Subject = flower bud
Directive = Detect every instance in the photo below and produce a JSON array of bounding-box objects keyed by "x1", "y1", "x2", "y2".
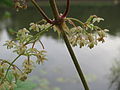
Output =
[
  {"x1": 87, "y1": 34, "x2": 94, "y2": 42},
  {"x1": 19, "y1": 73, "x2": 27, "y2": 81},
  {"x1": 88, "y1": 42, "x2": 94, "y2": 49}
]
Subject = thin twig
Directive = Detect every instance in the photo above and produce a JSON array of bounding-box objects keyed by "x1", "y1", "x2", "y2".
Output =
[
  {"x1": 32, "y1": 41, "x2": 36, "y2": 48},
  {"x1": 66, "y1": 17, "x2": 84, "y2": 26},
  {"x1": 14, "y1": 65, "x2": 23, "y2": 73},
  {"x1": 31, "y1": 0, "x2": 52, "y2": 23},
  {"x1": 38, "y1": 40, "x2": 45, "y2": 49}
]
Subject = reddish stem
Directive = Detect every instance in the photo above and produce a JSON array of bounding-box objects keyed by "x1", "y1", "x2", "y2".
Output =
[{"x1": 61, "y1": 0, "x2": 70, "y2": 18}]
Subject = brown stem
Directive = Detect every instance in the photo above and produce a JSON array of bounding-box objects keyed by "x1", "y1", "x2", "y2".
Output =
[
  {"x1": 32, "y1": 41, "x2": 36, "y2": 48},
  {"x1": 49, "y1": 0, "x2": 60, "y2": 20},
  {"x1": 31, "y1": 0, "x2": 52, "y2": 23},
  {"x1": 61, "y1": 0, "x2": 70, "y2": 18},
  {"x1": 39, "y1": 40, "x2": 45, "y2": 49},
  {"x1": 28, "y1": 56, "x2": 30, "y2": 65}
]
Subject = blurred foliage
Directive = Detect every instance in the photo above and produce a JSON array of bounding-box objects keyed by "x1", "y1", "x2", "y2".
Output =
[
  {"x1": 0, "y1": 0, "x2": 13, "y2": 7},
  {"x1": 14, "y1": 80, "x2": 37, "y2": 90},
  {"x1": 0, "y1": 71, "x2": 37, "y2": 90},
  {"x1": 3, "y1": 11, "x2": 12, "y2": 19}
]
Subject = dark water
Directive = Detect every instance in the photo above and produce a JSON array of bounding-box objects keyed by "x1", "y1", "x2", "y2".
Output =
[{"x1": 0, "y1": 3, "x2": 120, "y2": 90}]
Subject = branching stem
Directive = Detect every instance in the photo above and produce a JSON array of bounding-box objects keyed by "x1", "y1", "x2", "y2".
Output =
[
  {"x1": 48, "y1": 0, "x2": 89, "y2": 90},
  {"x1": 0, "y1": 25, "x2": 52, "y2": 84},
  {"x1": 0, "y1": 54, "x2": 21, "y2": 84}
]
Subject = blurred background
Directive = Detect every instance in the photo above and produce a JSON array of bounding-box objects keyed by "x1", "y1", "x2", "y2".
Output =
[{"x1": 0, "y1": 0, "x2": 120, "y2": 90}]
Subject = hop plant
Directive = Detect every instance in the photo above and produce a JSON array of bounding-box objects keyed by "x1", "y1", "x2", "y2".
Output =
[
  {"x1": 1, "y1": 21, "x2": 49, "y2": 86},
  {"x1": 0, "y1": 0, "x2": 109, "y2": 90},
  {"x1": 66, "y1": 15, "x2": 109, "y2": 49}
]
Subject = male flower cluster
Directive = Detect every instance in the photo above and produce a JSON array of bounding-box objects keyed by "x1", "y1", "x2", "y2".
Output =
[
  {"x1": 2, "y1": 22, "x2": 49, "y2": 87},
  {"x1": 67, "y1": 15, "x2": 109, "y2": 49}
]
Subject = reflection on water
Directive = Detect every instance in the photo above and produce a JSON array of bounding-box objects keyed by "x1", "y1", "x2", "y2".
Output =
[
  {"x1": 0, "y1": 4, "x2": 120, "y2": 90},
  {"x1": 109, "y1": 57, "x2": 120, "y2": 90}
]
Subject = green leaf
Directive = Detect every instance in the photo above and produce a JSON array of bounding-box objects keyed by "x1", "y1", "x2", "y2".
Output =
[
  {"x1": 14, "y1": 80, "x2": 37, "y2": 90},
  {"x1": 0, "y1": 0, "x2": 13, "y2": 7},
  {"x1": 6, "y1": 71, "x2": 14, "y2": 82}
]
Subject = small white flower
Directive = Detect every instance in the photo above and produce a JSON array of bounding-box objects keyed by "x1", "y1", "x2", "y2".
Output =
[
  {"x1": 18, "y1": 28, "x2": 29, "y2": 35},
  {"x1": 93, "y1": 17, "x2": 104, "y2": 23},
  {"x1": 4, "y1": 40, "x2": 16, "y2": 49},
  {"x1": 29, "y1": 23, "x2": 41, "y2": 32}
]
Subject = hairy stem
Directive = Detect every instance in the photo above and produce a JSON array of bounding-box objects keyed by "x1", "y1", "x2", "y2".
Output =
[{"x1": 31, "y1": 0, "x2": 52, "y2": 23}]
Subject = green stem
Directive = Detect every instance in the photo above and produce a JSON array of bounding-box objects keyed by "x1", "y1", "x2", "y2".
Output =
[
  {"x1": 60, "y1": 27, "x2": 89, "y2": 90},
  {"x1": 0, "y1": 54, "x2": 21, "y2": 84},
  {"x1": 67, "y1": 17, "x2": 84, "y2": 26}
]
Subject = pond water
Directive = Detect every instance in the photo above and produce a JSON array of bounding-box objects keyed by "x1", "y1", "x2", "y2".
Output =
[{"x1": 0, "y1": 3, "x2": 120, "y2": 90}]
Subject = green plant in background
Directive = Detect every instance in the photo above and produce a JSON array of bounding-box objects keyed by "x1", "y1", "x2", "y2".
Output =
[
  {"x1": 0, "y1": 0, "x2": 13, "y2": 7},
  {"x1": 0, "y1": 0, "x2": 109, "y2": 90},
  {"x1": 0, "y1": 71, "x2": 37, "y2": 90}
]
